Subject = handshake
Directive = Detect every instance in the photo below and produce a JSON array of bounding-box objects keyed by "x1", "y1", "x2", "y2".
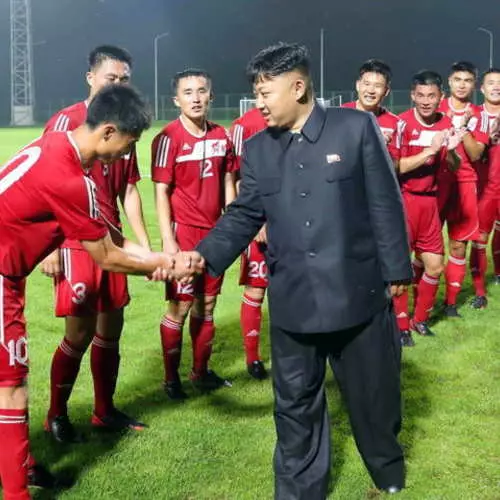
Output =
[{"x1": 151, "y1": 251, "x2": 206, "y2": 282}]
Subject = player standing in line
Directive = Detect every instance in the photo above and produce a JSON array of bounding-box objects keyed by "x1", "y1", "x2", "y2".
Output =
[
  {"x1": 392, "y1": 71, "x2": 462, "y2": 346},
  {"x1": 436, "y1": 62, "x2": 489, "y2": 316},
  {"x1": 230, "y1": 108, "x2": 269, "y2": 380},
  {"x1": 40, "y1": 46, "x2": 152, "y2": 443},
  {"x1": 0, "y1": 85, "x2": 177, "y2": 500},
  {"x1": 342, "y1": 59, "x2": 401, "y2": 161},
  {"x1": 470, "y1": 69, "x2": 500, "y2": 307},
  {"x1": 152, "y1": 69, "x2": 237, "y2": 400}
]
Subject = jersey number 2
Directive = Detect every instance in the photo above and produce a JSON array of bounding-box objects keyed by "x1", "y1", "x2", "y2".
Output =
[{"x1": 200, "y1": 159, "x2": 214, "y2": 179}]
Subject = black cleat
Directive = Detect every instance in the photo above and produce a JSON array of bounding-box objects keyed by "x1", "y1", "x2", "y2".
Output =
[
  {"x1": 91, "y1": 408, "x2": 147, "y2": 431},
  {"x1": 400, "y1": 330, "x2": 415, "y2": 347},
  {"x1": 164, "y1": 380, "x2": 189, "y2": 401},
  {"x1": 44, "y1": 415, "x2": 84, "y2": 444},
  {"x1": 247, "y1": 360, "x2": 269, "y2": 380},
  {"x1": 28, "y1": 463, "x2": 57, "y2": 489},
  {"x1": 443, "y1": 304, "x2": 461, "y2": 318},
  {"x1": 410, "y1": 320, "x2": 436, "y2": 337},
  {"x1": 190, "y1": 369, "x2": 232, "y2": 392},
  {"x1": 470, "y1": 295, "x2": 488, "y2": 309},
  {"x1": 493, "y1": 275, "x2": 500, "y2": 285}
]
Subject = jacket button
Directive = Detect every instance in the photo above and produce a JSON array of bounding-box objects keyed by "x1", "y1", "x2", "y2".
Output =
[
  {"x1": 300, "y1": 191, "x2": 308, "y2": 198},
  {"x1": 308, "y1": 251, "x2": 316, "y2": 258},
  {"x1": 298, "y1": 163, "x2": 304, "y2": 169},
  {"x1": 305, "y1": 220, "x2": 312, "y2": 227}
]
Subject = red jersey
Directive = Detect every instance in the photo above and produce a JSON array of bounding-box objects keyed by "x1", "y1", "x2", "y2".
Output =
[
  {"x1": 479, "y1": 105, "x2": 500, "y2": 197},
  {"x1": 151, "y1": 118, "x2": 236, "y2": 229},
  {"x1": 438, "y1": 98, "x2": 490, "y2": 182},
  {"x1": 230, "y1": 108, "x2": 267, "y2": 169},
  {"x1": 0, "y1": 132, "x2": 107, "y2": 277},
  {"x1": 398, "y1": 108, "x2": 453, "y2": 194},
  {"x1": 342, "y1": 101, "x2": 401, "y2": 160},
  {"x1": 45, "y1": 101, "x2": 141, "y2": 245}
]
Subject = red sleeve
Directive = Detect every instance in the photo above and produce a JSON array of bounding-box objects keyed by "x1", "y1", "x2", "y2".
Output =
[
  {"x1": 124, "y1": 147, "x2": 141, "y2": 185},
  {"x1": 45, "y1": 175, "x2": 108, "y2": 241},
  {"x1": 44, "y1": 112, "x2": 73, "y2": 134},
  {"x1": 397, "y1": 120, "x2": 409, "y2": 158},
  {"x1": 151, "y1": 132, "x2": 177, "y2": 184},
  {"x1": 224, "y1": 133, "x2": 238, "y2": 173},
  {"x1": 468, "y1": 112, "x2": 490, "y2": 145},
  {"x1": 387, "y1": 120, "x2": 404, "y2": 161}
]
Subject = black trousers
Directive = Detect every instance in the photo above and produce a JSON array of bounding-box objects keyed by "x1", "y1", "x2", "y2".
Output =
[{"x1": 271, "y1": 304, "x2": 404, "y2": 500}]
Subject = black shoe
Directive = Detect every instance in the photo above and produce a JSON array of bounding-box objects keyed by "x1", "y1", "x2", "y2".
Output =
[
  {"x1": 91, "y1": 408, "x2": 148, "y2": 431},
  {"x1": 385, "y1": 485, "x2": 402, "y2": 494},
  {"x1": 471, "y1": 295, "x2": 488, "y2": 309},
  {"x1": 190, "y1": 369, "x2": 232, "y2": 392},
  {"x1": 410, "y1": 320, "x2": 436, "y2": 337},
  {"x1": 443, "y1": 303, "x2": 461, "y2": 318},
  {"x1": 400, "y1": 330, "x2": 415, "y2": 347},
  {"x1": 28, "y1": 464, "x2": 57, "y2": 489},
  {"x1": 44, "y1": 415, "x2": 84, "y2": 444},
  {"x1": 164, "y1": 380, "x2": 189, "y2": 401},
  {"x1": 247, "y1": 360, "x2": 268, "y2": 380},
  {"x1": 493, "y1": 275, "x2": 500, "y2": 285}
]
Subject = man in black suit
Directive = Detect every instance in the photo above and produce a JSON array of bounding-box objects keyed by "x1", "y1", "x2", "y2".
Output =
[{"x1": 180, "y1": 43, "x2": 412, "y2": 499}]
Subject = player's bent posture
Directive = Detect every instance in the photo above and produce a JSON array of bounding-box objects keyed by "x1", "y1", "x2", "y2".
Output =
[
  {"x1": 0, "y1": 85, "x2": 176, "y2": 500},
  {"x1": 39, "y1": 46, "x2": 152, "y2": 444},
  {"x1": 343, "y1": 59, "x2": 401, "y2": 162},
  {"x1": 230, "y1": 108, "x2": 269, "y2": 380},
  {"x1": 470, "y1": 69, "x2": 500, "y2": 307},
  {"x1": 393, "y1": 71, "x2": 462, "y2": 346},
  {"x1": 436, "y1": 62, "x2": 489, "y2": 316},
  {"x1": 152, "y1": 69, "x2": 237, "y2": 400}
]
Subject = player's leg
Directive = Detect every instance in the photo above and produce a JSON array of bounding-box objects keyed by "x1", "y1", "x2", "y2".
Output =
[
  {"x1": 491, "y1": 220, "x2": 500, "y2": 283},
  {"x1": 443, "y1": 239, "x2": 467, "y2": 316}
]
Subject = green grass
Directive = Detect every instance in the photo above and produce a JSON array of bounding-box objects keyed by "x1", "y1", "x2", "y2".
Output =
[{"x1": 1, "y1": 126, "x2": 499, "y2": 499}]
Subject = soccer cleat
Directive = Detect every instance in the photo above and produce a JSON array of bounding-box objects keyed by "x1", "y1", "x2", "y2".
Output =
[
  {"x1": 91, "y1": 408, "x2": 147, "y2": 432},
  {"x1": 443, "y1": 303, "x2": 461, "y2": 318},
  {"x1": 190, "y1": 369, "x2": 232, "y2": 392},
  {"x1": 493, "y1": 275, "x2": 500, "y2": 285},
  {"x1": 247, "y1": 360, "x2": 269, "y2": 380},
  {"x1": 28, "y1": 463, "x2": 58, "y2": 489},
  {"x1": 44, "y1": 415, "x2": 84, "y2": 444},
  {"x1": 470, "y1": 295, "x2": 488, "y2": 309},
  {"x1": 410, "y1": 320, "x2": 436, "y2": 337},
  {"x1": 164, "y1": 380, "x2": 189, "y2": 401},
  {"x1": 400, "y1": 330, "x2": 415, "y2": 347}
]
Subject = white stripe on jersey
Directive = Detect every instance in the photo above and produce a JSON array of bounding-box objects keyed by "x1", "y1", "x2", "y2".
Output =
[
  {"x1": 232, "y1": 124, "x2": 244, "y2": 157},
  {"x1": 396, "y1": 120, "x2": 406, "y2": 150},
  {"x1": 83, "y1": 176, "x2": 99, "y2": 219},
  {"x1": 54, "y1": 114, "x2": 70, "y2": 132},
  {"x1": 480, "y1": 111, "x2": 489, "y2": 134},
  {"x1": 156, "y1": 136, "x2": 170, "y2": 168},
  {"x1": 0, "y1": 275, "x2": 4, "y2": 346}
]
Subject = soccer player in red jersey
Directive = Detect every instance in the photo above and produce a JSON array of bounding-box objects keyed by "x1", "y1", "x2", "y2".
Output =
[
  {"x1": 0, "y1": 85, "x2": 177, "y2": 500},
  {"x1": 393, "y1": 71, "x2": 462, "y2": 345},
  {"x1": 437, "y1": 62, "x2": 489, "y2": 316},
  {"x1": 152, "y1": 69, "x2": 237, "y2": 399},
  {"x1": 343, "y1": 59, "x2": 401, "y2": 161},
  {"x1": 469, "y1": 69, "x2": 500, "y2": 308},
  {"x1": 39, "y1": 46, "x2": 152, "y2": 444},
  {"x1": 230, "y1": 107, "x2": 269, "y2": 380}
]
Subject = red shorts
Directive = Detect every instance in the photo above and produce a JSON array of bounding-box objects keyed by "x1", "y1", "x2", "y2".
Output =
[
  {"x1": 239, "y1": 240, "x2": 269, "y2": 288},
  {"x1": 0, "y1": 275, "x2": 28, "y2": 386},
  {"x1": 439, "y1": 181, "x2": 479, "y2": 241},
  {"x1": 403, "y1": 192, "x2": 444, "y2": 255},
  {"x1": 55, "y1": 248, "x2": 129, "y2": 317},
  {"x1": 166, "y1": 223, "x2": 224, "y2": 301},
  {"x1": 478, "y1": 195, "x2": 500, "y2": 235}
]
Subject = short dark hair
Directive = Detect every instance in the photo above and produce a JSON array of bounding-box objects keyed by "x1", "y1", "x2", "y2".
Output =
[
  {"x1": 88, "y1": 45, "x2": 133, "y2": 71},
  {"x1": 358, "y1": 59, "x2": 392, "y2": 84},
  {"x1": 171, "y1": 69, "x2": 212, "y2": 94},
  {"x1": 411, "y1": 70, "x2": 443, "y2": 90},
  {"x1": 450, "y1": 61, "x2": 478, "y2": 78},
  {"x1": 86, "y1": 85, "x2": 151, "y2": 137},
  {"x1": 482, "y1": 68, "x2": 500, "y2": 82},
  {"x1": 246, "y1": 42, "x2": 311, "y2": 84}
]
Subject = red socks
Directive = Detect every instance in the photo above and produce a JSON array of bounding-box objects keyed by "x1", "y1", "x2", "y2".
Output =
[
  {"x1": 0, "y1": 408, "x2": 30, "y2": 500},
  {"x1": 414, "y1": 273, "x2": 440, "y2": 323},
  {"x1": 445, "y1": 255, "x2": 467, "y2": 306},
  {"x1": 189, "y1": 314, "x2": 215, "y2": 377},
  {"x1": 492, "y1": 222, "x2": 500, "y2": 276},
  {"x1": 48, "y1": 337, "x2": 84, "y2": 419},
  {"x1": 470, "y1": 242, "x2": 488, "y2": 297},
  {"x1": 240, "y1": 293, "x2": 263, "y2": 364},
  {"x1": 160, "y1": 316, "x2": 183, "y2": 384},
  {"x1": 392, "y1": 292, "x2": 410, "y2": 332},
  {"x1": 91, "y1": 334, "x2": 120, "y2": 418}
]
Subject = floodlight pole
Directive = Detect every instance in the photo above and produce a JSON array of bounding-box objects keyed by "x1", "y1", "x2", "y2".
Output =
[
  {"x1": 478, "y1": 27, "x2": 494, "y2": 69},
  {"x1": 320, "y1": 28, "x2": 325, "y2": 100},
  {"x1": 154, "y1": 31, "x2": 169, "y2": 120}
]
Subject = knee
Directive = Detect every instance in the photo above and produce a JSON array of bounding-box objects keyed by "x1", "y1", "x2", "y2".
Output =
[
  {"x1": 449, "y1": 241, "x2": 466, "y2": 259},
  {"x1": 425, "y1": 262, "x2": 444, "y2": 277},
  {"x1": 0, "y1": 384, "x2": 28, "y2": 410},
  {"x1": 244, "y1": 286, "x2": 265, "y2": 302},
  {"x1": 167, "y1": 301, "x2": 191, "y2": 324},
  {"x1": 192, "y1": 296, "x2": 217, "y2": 317}
]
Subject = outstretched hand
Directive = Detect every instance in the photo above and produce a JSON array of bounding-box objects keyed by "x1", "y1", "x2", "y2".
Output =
[{"x1": 147, "y1": 251, "x2": 206, "y2": 283}]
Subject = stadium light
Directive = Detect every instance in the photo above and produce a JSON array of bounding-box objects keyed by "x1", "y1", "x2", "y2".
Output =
[
  {"x1": 478, "y1": 27, "x2": 494, "y2": 69},
  {"x1": 154, "y1": 31, "x2": 169, "y2": 120}
]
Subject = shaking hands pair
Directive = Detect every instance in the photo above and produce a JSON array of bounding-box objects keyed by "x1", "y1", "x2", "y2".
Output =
[{"x1": 150, "y1": 251, "x2": 205, "y2": 282}]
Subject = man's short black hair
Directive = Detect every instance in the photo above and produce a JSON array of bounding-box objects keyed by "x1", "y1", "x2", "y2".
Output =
[
  {"x1": 358, "y1": 59, "x2": 392, "y2": 85},
  {"x1": 450, "y1": 61, "x2": 478, "y2": 78},
  {"x1": 86, "y1": 85, "x2": 151, "y2": 137},
  {"x1": 411, "y1": 70, "x2": 443, "y2": 90},
  {"x1": 88, "y1": 45, "x2": 133, "y2": 71},
  {"x1": 171, "y1": 69, "x2": 212, "y2": 94},
  {"x1": 246, "y1": 42, "x2": 311, "y2": 84},
  {"x1": 482, "y1": 68, "x2": 500, "y2": 82}
]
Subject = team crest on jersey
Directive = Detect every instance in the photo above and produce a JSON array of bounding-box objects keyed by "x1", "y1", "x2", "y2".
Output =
[
  {"x1": 182, "y1": 143, "x2": 191, "y2": 151},
  {"x1": 211, "y1": 140, "x2": 226, "y2": 156},
  {"x1": 412, "y1": 129, "x2": 419, "y2": 136}
]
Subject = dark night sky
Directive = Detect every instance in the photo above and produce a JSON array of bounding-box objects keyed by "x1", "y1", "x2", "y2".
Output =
[{"x1": 0, "y1": 0, "x2": 499, "y2": 123}]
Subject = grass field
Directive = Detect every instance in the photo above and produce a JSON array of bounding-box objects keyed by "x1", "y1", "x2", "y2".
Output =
[{"x1": 0, "y1": 125, "x2": 499, "y2": 499}]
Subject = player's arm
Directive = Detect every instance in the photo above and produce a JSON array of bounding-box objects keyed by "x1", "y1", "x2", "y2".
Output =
[
  {"x1": 39, "y1": 249, "x2": 61, "y2": 277},
  {"x1": 224, "y1": 172, "x2": 237, "y2": 208},
  {"x1": 398, "y1": 130, "x2": 446, "y2": 174},
  {"x1": 154, "y1": 182, "x2": 178, "y2": 255},
  {"x1": 121, "y1": 183, "x2": 151, "y2": 250},
  {"x1": 445, "y1": 129, "x2": 463, "y2": 172},
  {"x1": 461, "y1": 114, "x2": 488, "y2": 162}
]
